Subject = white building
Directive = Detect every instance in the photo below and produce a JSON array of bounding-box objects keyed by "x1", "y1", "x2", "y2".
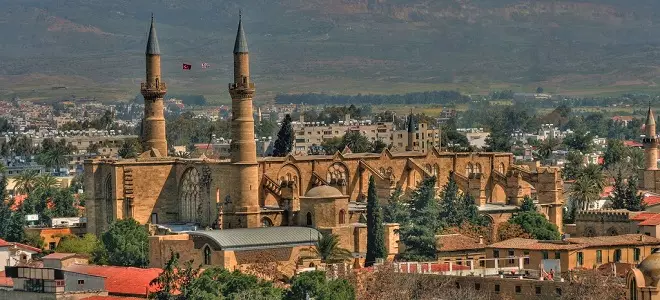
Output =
[{"x1": 0, "y1": 239, "x2": 41, "y2": 269}]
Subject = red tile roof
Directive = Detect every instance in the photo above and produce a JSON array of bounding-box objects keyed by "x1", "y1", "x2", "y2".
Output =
[
  {"x1": 396, "y1": 262, "x2": 471, "y2": 273},
  {"x1": 489, "y1": 235, "x2": 660, "y2": 251},
  {"x1": 0, "y1": 238, "x2": 41, "y2": 253},
  {"x1": 630, "y1": 212, "x2": 660, "y2": 221},
  {"x1": 645, "y1": 195, "x2": 660, "y2": 207},
  {"x1": 639, "y1": 215, "x2": 660, "y2": 226},
  {"x1": 65, "y1": 264, "x2": 162, "y2": 297},
  {"x1": 0, "y1": 271, "x2": 13, "y2": 287},
  {"x1": 436, "y1": 234, "x2": 486, "y2": 252},
  {"x1": 82, "y1": 297, "x2": 145, "y2": 300},
  {"x1": 600, "y1": 186, "x2": 614, "y2": 198},
  {"x1": 624, "y1": 140, "x2": 644, "y2": 147}
]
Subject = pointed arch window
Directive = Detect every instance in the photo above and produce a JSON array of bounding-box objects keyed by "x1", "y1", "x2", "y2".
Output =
[
  {"x1": 203, "y1": 245, "x2": 211, "y2": 265},
  {"x1": 339, "y1": 209, "x2": 346, "y2": 225},
  {"x1": 306, "y1": 212, "x2": 313, "y2": 226}
]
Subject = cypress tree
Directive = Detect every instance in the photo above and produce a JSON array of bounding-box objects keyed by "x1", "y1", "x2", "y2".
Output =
[
  {"x1": 365, "y1": 176, "x2": 386, "y2": 267},
  {"x1": 383, "y1": 187, "x2": 409, "y2": 224},
  {"x1": 626, "y1": 176, "x2": 645, "y2": 212},
  {"x1": 399, "y1": 176, "x2": 439, "y2": 261},
  {"x1": 273, "y1": 114, "x2": 294, "y2": 157},
  {"x1": 609, "y1": 170, "x2": 627, "y2": 209}
]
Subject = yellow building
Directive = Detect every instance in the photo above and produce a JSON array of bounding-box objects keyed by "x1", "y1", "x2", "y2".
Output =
[
  {"x1": 436, "y1": 233, "x2": 487, "y2": 267},
  {"x1": 487, "y1": 235, "x2": 660, "y2": 272}
]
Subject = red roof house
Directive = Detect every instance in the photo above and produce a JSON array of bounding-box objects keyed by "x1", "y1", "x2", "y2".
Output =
[{"x1": 64, "y1": 264, "x2": 162, "y2": 298}]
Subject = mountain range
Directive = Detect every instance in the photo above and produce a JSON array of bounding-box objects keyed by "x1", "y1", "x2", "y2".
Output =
[{"x1": 3, "y1": 0, "x2": 660, "y2": 102}]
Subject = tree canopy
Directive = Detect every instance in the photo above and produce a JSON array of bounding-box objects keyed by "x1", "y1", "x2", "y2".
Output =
[
  {"x1": 273, "y1": 114, "x2": 294, "y2": 157},
  {"x1": 365, "y1": 176, "x2": 386, "y2": 267},
  {"x1": 94, "y1": 218, "x2": 149, "y2": 267}
]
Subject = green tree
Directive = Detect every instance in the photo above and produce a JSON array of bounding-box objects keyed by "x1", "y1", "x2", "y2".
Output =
[
  {"x1": 286, "y1": 271, "x2": 354, "y2": 300},
  {"x1": 625, "y1": 176, "x2": 645, "y2": 212},
  {"x1": 35, "y1": 174, "x2": 59, "y2": 191},
  {"x1": 608, "y1": 170, "x2": 627, "y2": 210},
  {"x1": 22, "y1": 231, "x2": 44, "y2": 250},
  {"x1": 341, "y1": 131, "x2": 372, "y2": 153},
  {"x1": 537, "y1": 137, "x2": 560, "y2": 161},
  {"x1": 372, "y1": 140, "x2": 388, "y2": 153},
  {"x1": 312, "y1": 232, "x2": 352, "y2": 264},
  {"x1": 519, "y1": 196, "x2": 536, "y2": 212},
  {"x1": 399, "y1": 176, "x2": 439, "y2": 261},
  {"x1": 603, "y1": 139, "x2": 626, "y2": 169},
  {"x1": 14, "y1": 169, "x2": 39, "y2": 195},
  {"x1": 320, "y1": 137, "x2": 343, "y2": 154},
  {"x1": 382, "y1": 188, "x2": 409, "y2": 225},
  {"x1": 203, "y1": 268, "x2": 282, "y2": 300},
  {"x1": 365, "y1": 176, "x2": 386, "y2": 267},
  {"x1": 570, "y1": 173, "x2": 602, "y2": 211},
  {"x1": 273, "y1": 114, "x2": 294, "y2": 157},
  {"x1": 55, "y1": 234, "x2": 100, "y2": 256},
  {"x1": 563, "y1": 130, "x2": 593, "y2": 152},
  {"x1": 438, "y1": 173, "x2": 486, "y2": 227},
  {"x1": 508, "y1": 211, "x2": 560, "y2": 240},
  {"x1": 49, "y1": 189, "x2": 79, "y2": 218},
  {"x1": 563, "y1": 151, "x2": 585, "y2": 180},
  {"x1": 118, "y1": 139, "x2": 142, "y2": 159},
  {"x1": 94, "y1": 218, "x2": 149, "y2": 267}
]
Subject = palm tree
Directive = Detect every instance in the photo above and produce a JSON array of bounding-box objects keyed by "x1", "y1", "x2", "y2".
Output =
[
  {"x1": 14, "y1": 170, "x2": 39, "y2": 195},
  {"x1": 44, "y1": 146, "x2": 69, "y2": 171},
  {"x1": 570, "y1": 173, "x2": 602, "y2": 211},
  {"x1": 537, "y1": 137, "x2": 560, "y2": 162},
  {"x1": 580, "y1": 164, "x2": 606, "y2": 192},
  {"x1": 312, "y1": 232, "x2": 353, "y2": 264},
  {"x1": 35, "y1": 174, "x2": 59, "y2": 191}
]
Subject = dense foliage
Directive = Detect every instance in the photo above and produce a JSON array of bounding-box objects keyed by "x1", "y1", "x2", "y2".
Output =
[
  {"x1": 272, "y1": 114, "x2": 294, "y2": 156},
  {"x1": 94, "y1": 218, "x2": 149, "y2": 267}
]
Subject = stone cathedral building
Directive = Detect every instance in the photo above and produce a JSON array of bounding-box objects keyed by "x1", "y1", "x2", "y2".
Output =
[{"x1": 84, "y1": 16, "x2": 565, "y2": 245}]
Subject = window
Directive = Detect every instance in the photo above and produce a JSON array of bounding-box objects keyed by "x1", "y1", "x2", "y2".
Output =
[
  {"x1": 556, "y1": 288, "x2": 562, "y2": 296},
  {"x1": 596, "y1": 250, "x2": 602, "y2": 264},
  {"x1": 542, "y1": 251, "x2": 549, "y2": 259},
  {"x1": 524, "y1": 251, "x2": 530, "y2": 265},
  {"x1": 577, "y1": 252, "x2": 584, "y2": 266},
  {"x1": 475, "y1": 283, "x2": 481, "y2": 291},
  {"x1": 494, "y1": 284, "x2": 500, "y2": 293},
  {"x1": 204, "y1": 245, "x2": 212, "y2": 265},
  {"x1": 515, "y1": 285, "x2": 521, "y2": 294},
  {"x1": 635, "y1": 248, "x2": 641, "y2": 261},
  {"x1": 535, "y1": 286, "x2": 542, "y2": 295},
  {"x1": 306, "y1": 212, "x2": 313, "y2": 226},
  {"x1": 339, "y1": 209, "x2": 346, "y2": 224},
  {"x1": 508, "y1": 249, "x2": 515, "y2": 264},
  {"x1": 49, "y1": 242, "x2": 56, "y2": 250},
  {"x1": 493, "y1": 250, "x2": 499, "y2": 258},
  {"x1": 614, "y1": 249, "x2": 622, "y2": 262},
  {"x1": 261, "y1": 217, "x2": 273, "y2": 227},
  {"x1": 555, "y1": 252, "x2": 561, "y2": 259},
  {"x1": 631, "y1": 278, "x2": 638, "y2": 300},
  {"x1": 455, "y1": 282, "x2": 460, "y2": 289},
  {"x1": 78, "y1": 279, "x2": 85, "y2": 285}
]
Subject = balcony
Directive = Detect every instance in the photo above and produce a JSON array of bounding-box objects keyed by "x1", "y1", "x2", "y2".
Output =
[{"x1": 140, "y1": 82, "x2": 167, "y2": 91}]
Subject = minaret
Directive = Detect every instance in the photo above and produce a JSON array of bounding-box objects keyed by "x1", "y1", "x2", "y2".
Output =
[
  {"x1": 405, "y1": 110, "x2": 415, "y2": 151},
  {"x1": 644, "y1": 105, "x2": 658, "y2": 170},
  {"x1": 140, "y1": 15, "x2": 168, "y2": 156},
  {"x1": 228, "y1": 14, "x2": 260, "y2": 227}
]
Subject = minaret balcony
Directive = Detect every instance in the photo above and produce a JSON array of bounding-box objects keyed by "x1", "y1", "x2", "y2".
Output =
[
  {"x1": 228, "y1": 82, "x2": 255, "y2": 91},
  {"x1": 141, "y1": 82, "x2": 167, "y2": 91}
]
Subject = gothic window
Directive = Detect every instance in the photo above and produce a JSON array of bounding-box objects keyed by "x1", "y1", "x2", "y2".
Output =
[
  {"x1": 584, "y1": 227, "x2": 597, "y2": 237},
  {"x1": 203, "y1": 245, "x2": 211, "y2": 265},
  {"x1": 179, "y1": 168, "x2": 201, "y2": 223},
  {"x1": 261, "y1": 217, "x2": 273, "y2": 227},
  {"x1": 466, "y1": 163, "x2": 474, "y2": 176},
  {"x1": 433, "y1": 164, "x2": 439, "y2": 177},
  {"x1": 306, "y1": 212, "x2": 313, "y2": 226},
  {"x1": 498, "y1": 163, "x2": 505, "y2": 174},
  {"x1": 104, "y1": 175, "x2": 113, "y2": 224},
  {"x1": 339, "y1": 209, "x2": 346, "y2": 225},
  {"x1": 327, "y1": 163, "x2": 349, "y2": 194},
  {"x1": 379, "y1": 167, "x2": 386, "y2": 177},
  {"x1": 607, "y1": 227, "x2": 619, "y2": 236},
  {"x1": 424, "y1": 164, "x2": 432, "y2": 175},
  {"x1": 475, "y1": 163, "x2": 482, "y2": 174}
]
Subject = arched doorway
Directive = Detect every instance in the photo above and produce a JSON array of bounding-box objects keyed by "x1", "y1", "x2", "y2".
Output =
[
  {"x1": 179, "y1": 168, "x2": 201, "y2": 223},
  {"x1": 490, "y1": 183, "x2": 507, "y2": 204}
]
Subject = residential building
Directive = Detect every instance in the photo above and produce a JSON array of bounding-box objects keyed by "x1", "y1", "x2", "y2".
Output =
[
  {"x1": 487, "y1": 235, "x2": 660, "y2": 273},
  {"x1": 436, "y1": 234, "x2": 487, "y2": 267},
  {"x1": 0, "y1": 239, "x2": 41, "y2": 270}
]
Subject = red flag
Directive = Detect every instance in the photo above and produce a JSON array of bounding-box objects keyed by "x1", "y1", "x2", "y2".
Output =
[{"x1": 182, "y1": 63, "x2": 192, "y2": 70}]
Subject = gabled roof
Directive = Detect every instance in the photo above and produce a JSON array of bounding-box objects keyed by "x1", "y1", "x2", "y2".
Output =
[
  {"x1": 146, "y1": 15, "x2": 160, "y2": 55},
  {"x1": 64, "y1": 264, "x2": 161, "y2": 297},
  {"x1": 0, "y1": 238, "x2": 41, "y2": 253},
  {"x1": 188, "y1": 227, "x2": 321, "y2": 251},
  {"x1": 489, "y1": 235, "x2": 660, "y2": 251}
]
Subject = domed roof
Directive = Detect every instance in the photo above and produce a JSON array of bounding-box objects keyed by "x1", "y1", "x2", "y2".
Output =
[
  {"x1": 638, "y1": 252, "x2": 660, "y2": 285},
  {"x1": 304, "y1": 185, "x2": 344, "y2": 198}
]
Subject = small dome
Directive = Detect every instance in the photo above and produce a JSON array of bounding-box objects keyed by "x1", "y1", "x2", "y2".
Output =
[
  {"x1": 638, "y1": 252, "x2": 660, "y2": 285},
  {"x1": 304, "y1": 185, "x2": 344, "y2": 198}
]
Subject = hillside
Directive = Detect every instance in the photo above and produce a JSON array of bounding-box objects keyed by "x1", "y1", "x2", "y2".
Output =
[{"x1": 3, "y1": 0, "x2": 660, "y2": 102}]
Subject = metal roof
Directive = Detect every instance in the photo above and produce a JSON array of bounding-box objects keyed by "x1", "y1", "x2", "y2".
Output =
[
  {"x1": 187, "y1": 227, "x2": 320, "y2": 251},
  {"x1": 233, "y1": 15, "x2": 249, "y2": 54},
  {"x1": 146, "y1": 15, "x2": 160, "y2": 55}
]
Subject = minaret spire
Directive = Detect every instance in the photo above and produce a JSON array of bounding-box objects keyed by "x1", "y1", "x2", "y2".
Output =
[
  {"x1": 233, "y1": 11, "x2": 249, "y2": 54},
  {"x1": 643, "y1": 103, "x2": 658, "y2": 170},
  {"x1": 146, "y1": 14, "x2": 160, "y2": 55}
]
